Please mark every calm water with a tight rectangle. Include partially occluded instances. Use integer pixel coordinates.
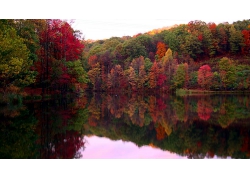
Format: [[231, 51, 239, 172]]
[[1, 93, 250, 159]]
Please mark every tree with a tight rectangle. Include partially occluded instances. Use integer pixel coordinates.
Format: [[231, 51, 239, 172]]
[[128, 56, 147, 90], [66, 60, 89, 91], [35, 19, 84, 92], [219, 57, 236, 90], [229, 25, 244, 54], [12, 20, 40, 63], [172, 63, 188, 89], [162, 48, 174, 84], [183, 34, 203, 60], [241, 30, 250, 55], [156, 42, 167, 60], [216, 23, 230, 54], [121, 39, 147, 60], [144, 58, 153, 73], [198, 65, 213, 90], [107, 65, 126, 90], [88, 55, 99, 68], [0, 20, 36, 93], [148, 62, 159, 89], [87, 63, 101, 91]]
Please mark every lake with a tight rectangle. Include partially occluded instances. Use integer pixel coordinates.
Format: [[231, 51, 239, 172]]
[[0, 93, 250, 159]]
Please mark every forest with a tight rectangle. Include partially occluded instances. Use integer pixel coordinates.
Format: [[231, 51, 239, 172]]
[[1, 19, 250, 103]]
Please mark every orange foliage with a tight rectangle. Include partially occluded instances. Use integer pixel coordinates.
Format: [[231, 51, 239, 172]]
[[88, 55, 98, 68], [156, 42, 167, 59], [208, 22, 217, 35], [155, 124, 166, 140]]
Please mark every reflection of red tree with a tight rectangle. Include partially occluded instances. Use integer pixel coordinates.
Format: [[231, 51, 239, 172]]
[[207, 150, 215, 158], [51, 131, 84, 159], [197, 99, 213, 121], [241, 136, 249, 153], [240, 132, 250, 157]]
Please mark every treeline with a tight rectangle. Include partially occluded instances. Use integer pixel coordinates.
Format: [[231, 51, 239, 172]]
[[83, 19, 250, 92], [0, 19, 88, 103], [1, 19, 250, 98]]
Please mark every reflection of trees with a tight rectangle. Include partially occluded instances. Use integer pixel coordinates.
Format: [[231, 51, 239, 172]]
[[88, 94, 101, 127], [35, 98, 87, 159], [107, 94, 127, 119], [197, 96, 213, 121], [172, 96, 189, 122], [125, 94, 148, 127], [155, 124, 166, 140], [0, 107, 39, 158], [218, 101, 236, 128], [84, 93, 250, 159], [46, 130, 84, 159], [0, 103, 26, 118]]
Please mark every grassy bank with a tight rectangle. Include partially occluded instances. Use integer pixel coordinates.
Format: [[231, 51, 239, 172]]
[[176, 88, 250, 96]]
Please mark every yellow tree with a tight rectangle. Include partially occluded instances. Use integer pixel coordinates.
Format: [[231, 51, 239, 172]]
[[87, 63, 101, 91]]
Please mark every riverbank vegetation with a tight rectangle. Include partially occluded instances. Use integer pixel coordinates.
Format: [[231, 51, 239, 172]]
[[1, 19, 250, 103]]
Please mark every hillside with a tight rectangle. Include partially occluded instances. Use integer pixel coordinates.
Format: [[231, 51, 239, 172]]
[[1, 19, 250, 102], [82, 19, 250, 92]]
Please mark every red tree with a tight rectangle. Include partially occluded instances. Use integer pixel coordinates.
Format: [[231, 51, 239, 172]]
[[198, 65, 213, 90], [242, 30, 250, 55], [35, 19, 84, 92]]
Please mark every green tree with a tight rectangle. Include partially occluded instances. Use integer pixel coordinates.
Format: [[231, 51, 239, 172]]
[[12, 19, 40, 63], [172, 63, 188, 89], [121, 39, 147, 60], [0, 20, 36, 92], [144, 57, 153, 73], [229, 25, 244, 54], [219, 57, 237, 90]]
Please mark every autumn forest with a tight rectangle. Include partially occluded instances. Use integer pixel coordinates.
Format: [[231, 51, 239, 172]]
[[1, 19, 250, 159], [1, 19, 250, 100]]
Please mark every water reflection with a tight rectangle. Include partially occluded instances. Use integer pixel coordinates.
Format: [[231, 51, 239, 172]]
[[1, 93, 250, 158], [0, 97, 87, 159], [81, 135, 186, 159]]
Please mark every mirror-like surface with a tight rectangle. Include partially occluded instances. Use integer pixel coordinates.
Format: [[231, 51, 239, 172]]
[[82, 135, 187, 159], [1, 93, 250, 159]]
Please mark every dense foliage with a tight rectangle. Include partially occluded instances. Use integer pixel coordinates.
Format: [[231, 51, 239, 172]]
[[1, 19, 250, 98], [0, 19, 87, 103], [1, 19, 250, 159], [83, 19, 250, 92]]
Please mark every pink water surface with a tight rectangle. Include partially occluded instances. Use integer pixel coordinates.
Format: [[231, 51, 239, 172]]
[[80, 136, 187, 159]]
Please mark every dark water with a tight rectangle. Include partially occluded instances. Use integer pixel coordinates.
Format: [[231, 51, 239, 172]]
[[1, 93, 250, 159]]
